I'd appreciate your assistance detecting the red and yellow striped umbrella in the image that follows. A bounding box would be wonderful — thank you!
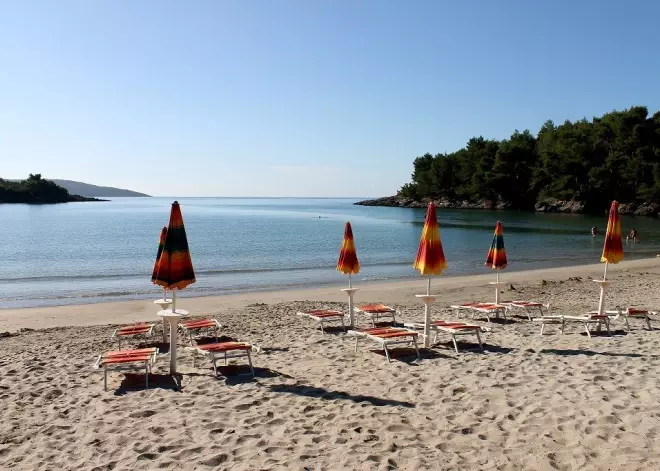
[601,200,624,268]
[337,222,360,279]
[154,201,196,293]
[414,203,447,293]
[485,221,507,270]
[151,227,168,285]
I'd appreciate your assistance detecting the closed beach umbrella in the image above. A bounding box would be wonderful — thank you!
[154,201,196,374]
[414,203,447,347]
[337,222,360,327]
[597,201,624,314]
[154,202,196,298]
[337,222,360,287]
[152,227,168,298]
[485,221,507,303]
[414,202,447,293]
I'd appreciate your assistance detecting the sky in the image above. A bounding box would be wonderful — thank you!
[2,1,660,197]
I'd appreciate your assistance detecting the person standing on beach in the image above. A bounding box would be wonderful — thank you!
[591,226,597,237]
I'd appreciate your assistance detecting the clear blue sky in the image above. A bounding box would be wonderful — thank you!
[2,1,659,197]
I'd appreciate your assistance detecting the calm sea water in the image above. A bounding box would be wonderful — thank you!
[2,197,659,308]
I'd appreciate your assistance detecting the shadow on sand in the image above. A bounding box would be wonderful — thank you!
[267,383,415,408]
[536,348,644,358]
[115,373,182,395]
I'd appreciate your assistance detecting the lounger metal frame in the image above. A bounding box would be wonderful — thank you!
[404,321,484,353]
[180,318,223,345]
[94,347,159,391]
[190,343,255,378]
[349,328,420,362]
[355,305,398,327]
[297,310,347,333]
[111,324,156,350]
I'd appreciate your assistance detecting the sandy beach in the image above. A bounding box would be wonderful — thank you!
[2,258,660,470]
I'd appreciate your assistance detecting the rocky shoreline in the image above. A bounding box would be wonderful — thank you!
[354,195,660,217]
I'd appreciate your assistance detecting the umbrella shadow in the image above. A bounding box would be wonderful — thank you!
[315,326,348,335]
[536,348,644,358]
[114,373,182,395]
[267,383,415,408]
[194,335,237,345]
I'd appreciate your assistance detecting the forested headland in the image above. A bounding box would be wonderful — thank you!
[0,174,104,204]
[358,106,660,216]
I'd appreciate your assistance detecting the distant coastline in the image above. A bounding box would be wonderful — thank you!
[51,179,151,198]
[354,195,660,217]
[0,174,106,204]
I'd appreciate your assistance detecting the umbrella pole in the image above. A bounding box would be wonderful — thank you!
[170,290,178,374]
[495,271,500,304]
[427,277,431,296]
[597,262,608,315]
[349,273,352,290]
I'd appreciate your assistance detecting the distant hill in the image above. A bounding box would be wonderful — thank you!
[51,180,151,197]
[1,174,104,204]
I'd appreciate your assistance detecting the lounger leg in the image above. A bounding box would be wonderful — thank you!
[371,316,376,328]
[340,316,346,332]
[224,350,228,366]
[384,345,392,363]
[103,364,107,391]
[605,318,611,336]
[145,361,149,389]
[193,349,197,368]
[647,316,652,330]
[320,321,325,334]
[413,338,420,360]
[392,311,397,327]
[476,331,484,349]
[355,337,359,352]
[451,335,459,354]
[624,316,631,331]
[212,353,218,377]
[584,323,592,338]
[540,323,546,335]
[215,325,219,342]
[247,351,255,377]
[561,319,565,334]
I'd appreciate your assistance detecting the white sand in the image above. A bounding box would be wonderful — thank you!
[1,258,660,470]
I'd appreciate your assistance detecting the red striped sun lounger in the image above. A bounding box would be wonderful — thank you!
[111,323,156,350]
[94,347,159,391]
[180,318,223,345]
[450,303,507,323]
[349,327,420,362]
[189,341,255,378]
[499,301,548,320]
[404,320,485,353]
[297,310,346,333]
[355,304,398,327]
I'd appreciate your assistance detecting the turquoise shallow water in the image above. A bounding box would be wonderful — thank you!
[1,197,659,308]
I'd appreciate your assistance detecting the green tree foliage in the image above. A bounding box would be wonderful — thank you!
[398,106,660,211]
[0,174,75,203]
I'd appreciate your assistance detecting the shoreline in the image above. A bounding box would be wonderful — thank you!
[1,257,658,333]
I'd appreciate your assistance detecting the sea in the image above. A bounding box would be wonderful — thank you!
[2,197,659,309]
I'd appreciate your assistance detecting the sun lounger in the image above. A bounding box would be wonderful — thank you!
[111,323,156,350]
[297,310,346,333]
[404,320,485,353]
[94,347,158,391]
[349,327,420,362]
[180,318,222,345]
[588,308,654,331]
[450,303,507,323]
[355,304,398,327]
[533,313,612,337]
[499,301,548,320]
[189,341,255,377]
